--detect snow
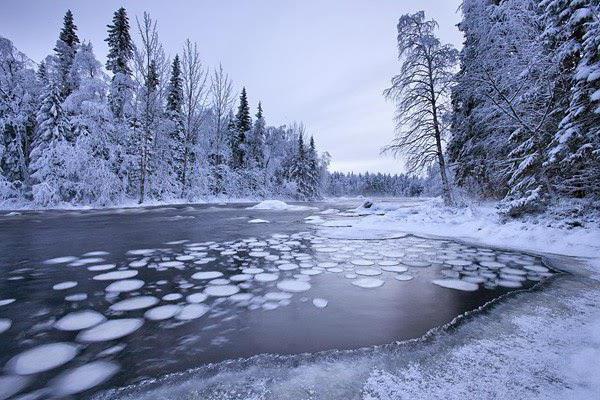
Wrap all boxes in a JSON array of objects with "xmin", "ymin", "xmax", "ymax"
[
  {"xmin": 50, "ymin": 361, "xmax": 120, "ymax": 396},
  {"xmin": 88, "ymin": 263, "xmax": 117, "ymax": 271},
  {"xmin": 0, "ymin": 299, "xmax": 15, "ymax": 306},
  {"xmin": 43, "ymin": 256, "xmax": 78, "ymax": 265},
  {"xmin": 176, "ymin": 304, "xmax": 210, "ymax": 320},
  {"xmin": 355, "ymin": 268, "xmax": 382, "ymax": 276},
  {"xmin": 83, "ymin": 251, "xmax": 110, "ymax": 257},
  {"xmin": 6, "ymin": 343, "xmax": 78, "ymax": 375},
  {"xmin": 312, "ymin": 298, "xmax": 328, "ymax": 308},
  {"xmin": 230, "ymin": 274, "xmax": 252, "ymax": 282},
  {"xmin": 105, "ymin": 279, "xmax": 145, "ymax": 292},
  {"xmin": 0, "ymin": 318, "xmax": 12, "ymax": 334},
  {"xmin": 162, "ymin": 293, "xmax": 183, "ymax": 301},
  {"xmin": 203, "ymin": 285, "xmax": 240, "ymax": 297},
  {"xmin": 277, "ymin": 263, "xmax": 299, "ymax": 271},
  {"xmin": 77, "ymin": 319, "xmax": 144, "ymax": 342},
  {"xmin": 144, "ymin": 305, "xmax": 181, "ymax": 321},
  {"xmin": 109, "ymin": 296, "xmax": 159, "ymax": 311},
  {"xmin": 0, "ymin": 375, "xmax": 30, "ymax": 399},
  {"xmin": 264, "ymin": 292, "xmax": 293, "ymax": 301},
  {"xmin": 350, "ymin": 259, "xmax": 374, "ymax": 266},
  {"xmin": 191, "ymin": 271, "xmax": 223, "ymax": 280},
  {"xmin": 247, "ymin": 200, "xmax": 316, "ymax": 211},
  {"xmin": 255, "ymin": 273, "xmax": 279, "ymax": 282},
  {"xmin": 277, "ymin": 280, "xmax": 312, "ymax": 292},
  {"xmin": 248, "ymin": 218, "xmax": 269, "ymax": 224},
  {"xmin": 65, "ymin": 293, "xmax": 87, "ymax": 301},
  {"xmin": 380, "ymin": 266, "xmax": 409, "ymax": 273},
  {"xmin": 431, "ymin": 279, "xmax": 479, "ymax": 292},
  {"xmin": 54, "ymin": 310, "xmax": 106, "ymax": 331},
  {"xmin": 93, "ymin": 270, "xmax": 138, "ymax": 280},
  {"xmin": 52, "ymin": 281, "xmax": 77, "ymax": 290},
  {"xmin": 351, "ymin": 278, "xmax": 385, "ymax": 288},
  {"xmin": 186, "ymin": 293, "xmax": 208, "ymax": 303}
]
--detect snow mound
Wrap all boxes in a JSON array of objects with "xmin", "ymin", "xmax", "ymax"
[
  {"xmin": 105, "ymin": 279, "xmax": 145, "ymax": 293},
  {"xmin": 176, "ymin": 304, "xmax": 209, "ymax": 320},
  {"xmin": 277, "ymin": 280, "xmax": 312, "ymax": 292},
  {"xmin": 77, "ymin": 319, "xmax": 144, "ymax": 342},
  {"xmin": 109, "ymin": 296, "xmax": 159, "ymax": 311},
  {"xmin": 6, "ymin": 343, "xmax": 78, "ymax": 375},
  {"xmin": 186, "ymin": 293, "xmax": 208, "ymax": 303},
  {"xmin": 248, "ymin": 219, "xmax": 269, "ymax": 224},
  {"xmin": 52, "ymin": 281, "xmax": 77, "ymax": 290},
  {"xmin": 55, "ymin": 310, "xmax": 106, "ymax": 331},
  {"xmin": 312, "ymin": 298, "xmax": 328, "ymax": 308},
  {"xmin": 0, "ymin": 318, "xmax": 12, "ymax": 334},
  {"xmin": 51, "ymin": 361, "xmax": 120, "ymax": 396},
  {"xmin": 204, "ymin": 285, "xmax": 240, "ymax": 297},
  {"xmin": 191, "ymin": 271, "xmax": 223, "ymax": 280},
  {"xmin": 351, "ymin": 278, "xmax": 385, "ymax": 288},
  {"xmin": 432, "ymin": 279, "xmax": 479, "ymax": 291},
  {"xmin": 93, "ymin": 270, "xmax": 138, "ymax": 281},
  {"xmin": 255, "ymin": 273, "xmax": 279, "ymax": 282},
  {"xmin": 144, "ymin": 305, "xmax": 181, "ymax": 321},
  {"xmin": 247, "ymin": 200, "xmax": 316, "ymax": 211}
]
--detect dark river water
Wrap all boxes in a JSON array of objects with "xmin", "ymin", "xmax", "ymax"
[{"xmin": 0, "ymin": 201, "xmax": 555, "ymax": 399}]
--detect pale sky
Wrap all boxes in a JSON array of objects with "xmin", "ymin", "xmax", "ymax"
[{"xmin": 1, "ymin": 0, "xmax": 463, "ymax": 174}]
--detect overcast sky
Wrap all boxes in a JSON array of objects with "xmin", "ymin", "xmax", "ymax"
[{"xmin": 1, "ymin": 0, "xmax": 463, "ymax": 174}]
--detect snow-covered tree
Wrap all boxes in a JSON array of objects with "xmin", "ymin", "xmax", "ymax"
[
  {"xmin": 54, "ymin": 9, "xmax": 80, "ymax": 98},
  {"xmin": 105, "ymin": 7, "xmax": 134, "ymax": 120},
  {"xmin": 181, "ymin": 39, "xmax": 208, "ymax": 196},
  {"xmin": 543, "ymin": 0, "xmax": 600, "ymax": 198},
  {"xmin": 0, "ymin": 36, "xmax": 38, "ymax": 197},
  {"xmin": 246, "ymin": 102, "xmax": 266, "ymax": 168},
  {"xmin": 232, "ymin": 87, "xmax": 251, "ymax": 169},
  {"xmin": 130, "ymin": 12, "xmax": 168, "ymax": 203},
  {"xmin": 29, "ymin": 83, "xmax": 72, "ymax": 205},
  {"xmin": 208, "ymin": 64, "xmax": 234, "ymax": 194},
  {"xmin": 384, "ymin": 11, "xmax": 458, "ymax": 205},
  {"xmin": 165, "ymin": 55, "xmax": 185, "ymax": 190},
  {"xmin": 289, "ymin": 132, "xmax": 312, "ymax": 200}
]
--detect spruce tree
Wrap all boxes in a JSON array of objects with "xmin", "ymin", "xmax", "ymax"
[
  {"xmin": 248, "ymin": 102, "xmax": 266, "ymax": 168},
  {"xmin": 307, "ymin": 135, "xmax": 320, "ymax": 199},
  {"xmin": 105, "ymin": 7, "xmax": 134, "ymax": 119},
  {"xmin": 166, "ymin": 55, "xmax": 186, "ymax": 188},
  {"xmin": 29, "ymin": 83, "xmax": 71, "ymax": 204},
  {"xmin": 105, "ymin": 7, "xmax": 133, "ymax": 75},
  {"xmin": 290, "ymin": 133, "xmax": 311, "ymax": 200},
  {"xmin": 54, "ymin": 9, "xmax": 80, "ymax": 98},
  {"xmin": 233, "ymin": 87, "xmax": 251, "ymax": 168}
]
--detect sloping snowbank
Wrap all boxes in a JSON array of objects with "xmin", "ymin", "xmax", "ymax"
[
  {"xmin": 321, "ymin": 198, "xmax": 600, "ymax": 270},
  {"xmin": 246, "ymin": 200, "xmax": 317, "ymax": 211}
]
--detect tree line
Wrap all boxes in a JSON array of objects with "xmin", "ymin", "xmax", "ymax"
[
  {"xmin": 0, "ymin": 8, "xmax": 325, "ymax": 206},
  {"xmin": 385, "ymin": 1, "xmax": 600, "ymax": 217}
]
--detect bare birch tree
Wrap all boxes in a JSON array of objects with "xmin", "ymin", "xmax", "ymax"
[
  {"xmin": 209, "ymin": 64, "xmax": 234, "ymax": 193},
  {"xmin": 383, "ymin": 11, "xmax": 457, "ymax": 205},
  {"xmin": 181, "ymin": 39, "xmax": 208, "ymax": 196},
  {"xmin": 132, "ymin": 12, "xmax": 166, "ymax": 203}
]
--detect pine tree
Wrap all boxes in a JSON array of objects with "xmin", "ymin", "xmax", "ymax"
[
  {"xmin": 105, "ymin": 7, "xmax": 134, "ymax": 119},
  {"xmin": 166, "ymin": 55, "xmax": 185, "ymax": 188},
  {"xmin": 233, "ymin": 87, "xmax": 251, "ymax": 168},
  {"xmin": 54, "ymin": 9, "xmax": 80, "ymax": 98}
]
